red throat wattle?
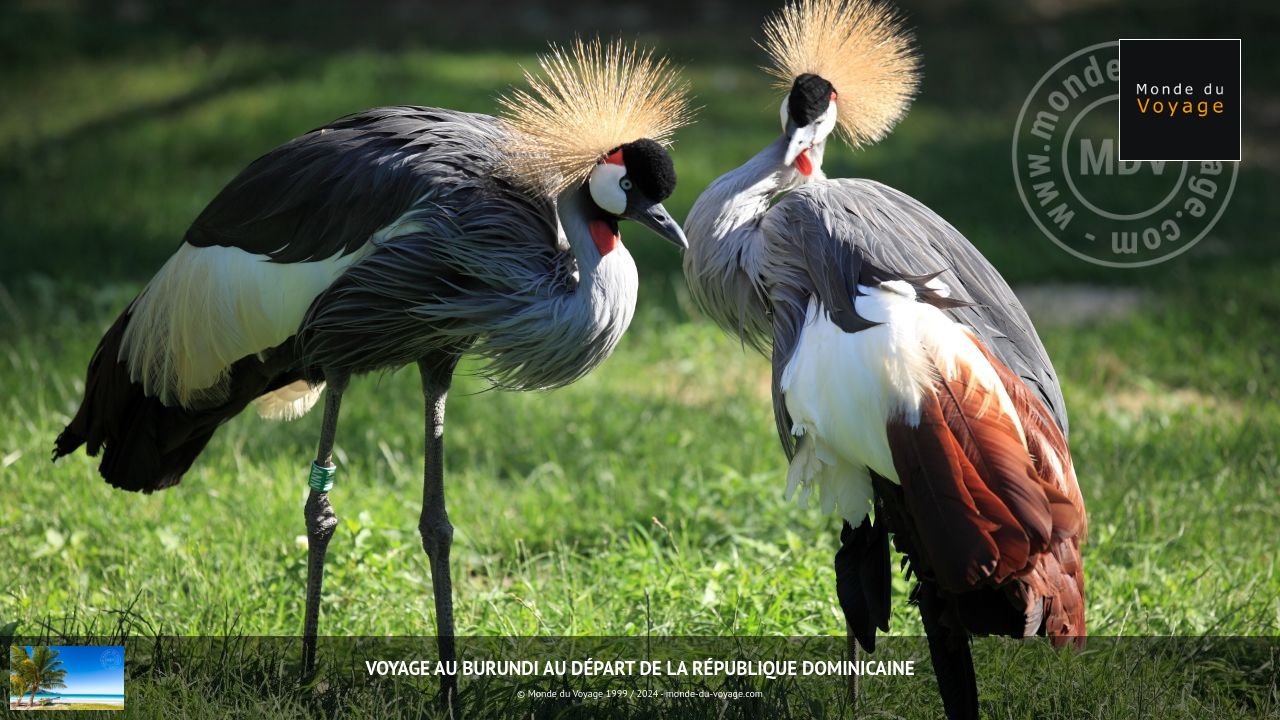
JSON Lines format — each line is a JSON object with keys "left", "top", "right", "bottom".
{"left": 794, "top": 149, "right": 813, "bottom": 177}
{"left": 589, "top": 220, "right": 619, "bottom": 256}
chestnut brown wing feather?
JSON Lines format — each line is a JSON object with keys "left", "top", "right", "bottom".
{"left": 969, "top": 334, "right": 1087, "bottom": 541}
{"left": 888, "top": 334, "right": 1087, "bottom": 640}
{"left": 886, "top": 399, "right": 1000, "bottom": 590}
{"left": 970, "top": 336, "right": 1088, "bottom": 640}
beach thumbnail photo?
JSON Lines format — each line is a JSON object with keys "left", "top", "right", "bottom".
{"left": 9, "top": 645, "right": 124, "bottom": 711}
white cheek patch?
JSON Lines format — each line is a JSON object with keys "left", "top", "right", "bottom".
{"left": 589, "top": 163, "right": 628, "bottom": 215}
{"left": 814, "top": 103, "right": 838, "bottom": 142}
{"left": 780, "top": 95, "right": 790, "bottom": 132}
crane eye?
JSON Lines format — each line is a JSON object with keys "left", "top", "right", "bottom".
{"left": 620, "top": 178, "right": 633, "bottom": 191}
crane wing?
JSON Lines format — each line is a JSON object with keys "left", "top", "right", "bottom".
{"left": 762, "top": 178, "right": 1068, "bottom": 459}
{"left": 120, "top": 107, "right": 520, "bottom": 408}
{"left": 886, "top": 326, "right": 1085, "bottom": 639}
{"left": 185, "top": 106, "right": 504, "bottom": 262}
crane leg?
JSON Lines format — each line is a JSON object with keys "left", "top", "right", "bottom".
{"left": 834, "top": 517, "right": 891, "bottom": 716}
{"left": 419, "top": 358, "right": 459, "bottom": 713}
{"left": 917, "top": 581, "right": 978, "bottom": 720}
{"left": 302, "top": 371, "right": 349, "bottom": 679}
{"left": 846, "top": 628, "right": 861, "bottom": 715}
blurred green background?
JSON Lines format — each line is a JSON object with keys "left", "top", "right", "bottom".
{"left": 1, "top": 0, "right": 1278, "bottom": 707}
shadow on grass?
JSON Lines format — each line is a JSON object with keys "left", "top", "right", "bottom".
{"left": 16, "top": 55, "right": 314, "bottom": 160}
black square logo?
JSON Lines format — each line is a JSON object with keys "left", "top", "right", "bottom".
{"left": 1119, "top": 39, "right": 1240, "bottom": 161}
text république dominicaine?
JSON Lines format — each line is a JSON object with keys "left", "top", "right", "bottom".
{"left": 365, "top": 658, "right": 917, "bottom": 678}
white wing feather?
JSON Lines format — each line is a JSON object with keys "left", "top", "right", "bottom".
{"left": 120, "top": 242, "right": 369, "bottom": 408}
{"left": 780, "top": 284, "right": 1026, "bottom": 526}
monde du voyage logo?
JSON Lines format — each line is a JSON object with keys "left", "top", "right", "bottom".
{"left": 1013, "top": 40, "right": 1240, "bottom": 268}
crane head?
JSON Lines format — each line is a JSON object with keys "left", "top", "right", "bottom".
{"left": 587, "top": 138, "right": 687, "bottom": 249}
{"left": 781, "top": 73, "right": 838, "bottom": 177}
{"left": 761, "top": 0, "right": 919, "bottom": 150}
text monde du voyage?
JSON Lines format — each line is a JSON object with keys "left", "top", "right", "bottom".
{"left": 1134, "top": 82, "right": 1229, "bottom": 118}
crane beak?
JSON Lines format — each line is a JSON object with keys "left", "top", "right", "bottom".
{"left": 624, "top": 199, "right": 688, "bottom": 249}
{"left": 784, "top": 124, "right": 819, "bottom": 174}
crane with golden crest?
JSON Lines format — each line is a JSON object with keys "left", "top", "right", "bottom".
{"left": 684, "top": 1, "right": 1087, "bottom": 716}
{"left": 55, "top": 39, "right": 691, "bottom": 707}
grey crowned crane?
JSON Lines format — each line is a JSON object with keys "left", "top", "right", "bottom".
{"left": 53, "top": 40, "right": 690, "bottom": 705}
{"left": 683, "top": 0, "right": 1087, "bottom": 717}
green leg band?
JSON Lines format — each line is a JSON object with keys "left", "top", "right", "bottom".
{"left": 309, "top": 461, "right": 336, "bottom": 492}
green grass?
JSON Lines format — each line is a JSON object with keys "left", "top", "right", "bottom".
{"left": 2, "top": 2, "right": 1279, "bottom": 717}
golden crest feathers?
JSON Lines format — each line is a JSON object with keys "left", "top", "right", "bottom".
{"left": 762, "top": 0, "right": 919, "bottom": 146}
{"left": 499, "top": 39, "right": 691, "bottom": 195}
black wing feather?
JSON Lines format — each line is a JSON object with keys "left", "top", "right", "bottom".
{"left": 835, "top": 517, "right": 892, "bottom": 651}
{"left": 184, "top": 106, "right": 505, "bottom": 263}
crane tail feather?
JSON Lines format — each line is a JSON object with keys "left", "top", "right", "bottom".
{"left": 54, "top": 307, "right": 292, "bottom": 492}
{"left": 54, "top": 310, "right": 189, "bottom": 491}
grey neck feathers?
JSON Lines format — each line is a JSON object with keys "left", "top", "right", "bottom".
{"left": 477, "top": 185, "right": 638, "bottom": 390}
{"left": 684, "top": 134, "right": 808, "bottom": 349}
{"left": 558, "top": 184, "right": 639, "bottom": 346}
